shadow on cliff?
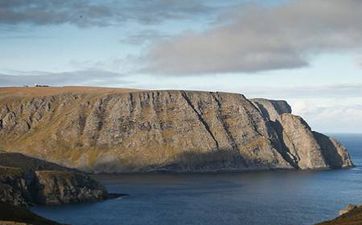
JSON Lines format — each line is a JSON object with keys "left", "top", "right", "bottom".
{"left": 93, "top": 148, "right": 291, "bottom": 173}
{"left": 252, "top": 102, "right": 300, "bottom": 169}
{"left": 268, "top": 121, "right": 349, "bottom": 169}
{"left": 253, "top": 102, "right": 349, "bottom": 169}
{"left": 153, "top": 149, "right": 247, "bottom": 172}
{"left": 268, "top": 120, "right": 300, "bottom": 169}
{"left": 312, "top": 131, "right": 349, "bottom": 168}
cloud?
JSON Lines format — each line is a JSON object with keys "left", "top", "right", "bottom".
{"left": 243, "top": 84, "right": 362, "bottom": 99}
{"left": 0, "top": 70, "right": 131, "bottom": 87}
{"left": 0, "top": 0, "right": 217, "bottom": 27}
{"left": 144, "top": 0, "right": 362, "bottom": 74}
{"left": 291, "top": 100, "right": 362, "bottom": 133}
{"left": 120, "top": 29, "right": 172, "bottom": 45}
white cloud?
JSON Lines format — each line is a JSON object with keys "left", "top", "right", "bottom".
{"left": 144, "top": 0, "right": 362, "bottom": 74}
{"left": 290, "top": 99, "right": 362, "bottom": 133}
{"left": 0, "top": 0, "right": 218, "bottom": 27}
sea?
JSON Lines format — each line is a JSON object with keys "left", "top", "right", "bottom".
{"left": 32, "top": 134, "right": 362, "bottom": 225}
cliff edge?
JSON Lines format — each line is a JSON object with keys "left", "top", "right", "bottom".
{"left": 0, "top": 152, "right": 108, "bottom": 207}
{"left": 0, "top": 87, "right": 353, "bottom": 172}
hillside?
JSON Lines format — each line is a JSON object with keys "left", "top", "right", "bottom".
{"left": 0, "top": 87, "right": 353, "bottom": 173}
{"left": 316, "top": 206, "right": 362, "bottom": 225}
{"left": 0, "top": 151, "right": 109, "bottom": 225}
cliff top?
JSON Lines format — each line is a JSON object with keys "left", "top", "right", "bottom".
{"left": 0, "top": 86, "right": 141, "bottom": 98}
{"left": 0, "top": 87, "right": 250, "bottom": 103}
{"left": 0, "top": 86, "right": 246, "bottom": 98}
{"left": 0, "top": 152, "right": 72, "bottom": 172}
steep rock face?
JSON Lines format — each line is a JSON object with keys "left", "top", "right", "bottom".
{"left": 279, "top": 114, "right": 328, "bottom": 169}
{"left": 0, "top": 167, "right": 30, "bottom": 207}
{"left": 313, "top": 132, "right": 353, "bottom": 168}
{"left": 35, "top": 171, "right": 107, "bottom": 205}
{"left": 0, "top": 87, "right": 353, "bottom": 172}
{"left": 252, "top": 99, "right": 353, "bottom": 170}
{"left": 251, "top": 98, "right": 292, "bottom": 121}
{"left": 0, "top": 153, "right": 108, "bottom": 206}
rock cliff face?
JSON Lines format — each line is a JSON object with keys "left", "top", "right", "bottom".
{"left": 34, "top": 170, "right": 107, "bottom": 205}
{"left": 0, "top": 152, "right": 108, "bottom": 207}
{"left": 0, "top": 87, "right": 353, "bottom": 172}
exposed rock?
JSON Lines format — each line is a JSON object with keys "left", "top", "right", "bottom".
{"left": 252, "top": 99, "right": 353, "bottom": 170}
{"left": 0, "top": 87, "right": 353, "bottom": 172}
{"left": 338, "top": 204, "right": 359, "bottom": 216}
{"left": 0, "top": 167, "right": 30, "bottom": 207}
{"left": 252, "top": 98, "right": 291, "bottom": 121}
{"left": 313, "top": 132, "right": 353, "bottom": 169}
{"left": 35, "top": 170, "right": 107, "bottom": 205}
{"left": 279, "top": 114, "right": 328, "bottom": 169}
{"left": 0, "top": 152, "right": 108, "bottom": 207}
{"left": 316, "top": 204, "right": 362, "bottom": 225}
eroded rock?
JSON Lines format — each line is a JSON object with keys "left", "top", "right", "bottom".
{"left": 0, "top": 153, "right": 108, "bottom": 207}
{"left": 0, "top": 88, "right": 353, "bottom": 172}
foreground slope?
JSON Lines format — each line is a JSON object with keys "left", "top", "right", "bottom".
{"left": 0, "top": 151, "right": 109, "bottom": 225}
{"left": 0, "top": 152, "right": 108, "bottom": 206}
{"left": 316, "top": 205, "right": 362, "bottom": 225}
{"left": 0, "top": 202, "right": 64, "bottom": 225}
{"left": 0, "top": 87, "right": 353, "bottom": 172}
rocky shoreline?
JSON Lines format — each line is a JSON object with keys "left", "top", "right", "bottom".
{"left": 0, "top": 152, "right": 118, "bottom": 225}
{"left": 316, "top": 204, "right": 362, "bottom": 225}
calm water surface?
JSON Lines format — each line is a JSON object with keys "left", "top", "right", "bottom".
{"left": 32, "top": 134, "right": 362, "bottom": 225}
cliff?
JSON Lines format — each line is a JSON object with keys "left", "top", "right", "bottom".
{"left": 0, "top": 152, "right": 108, "bottom": 207}
{"left": 0, "top": 87, "right": 353, "bottom": 172}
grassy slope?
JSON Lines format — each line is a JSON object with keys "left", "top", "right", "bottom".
{"left": 0, "top": 86, "right": 144, "bottom": 167}
{"left": 316, "top": 207, "right": 362, "bottom": 225}
{"left": 0, "top": 86, "right": 141, "bottom": 98}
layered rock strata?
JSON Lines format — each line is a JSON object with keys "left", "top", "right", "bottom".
{"left": 0, "top": 87, "right": 353, "bottom": 172}
{"left": 0, "top": 152, "right": 108, "bottom": 207}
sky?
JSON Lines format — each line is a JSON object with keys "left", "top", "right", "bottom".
{"left": 0, "top": 0, "right": 361, "bottom": 133}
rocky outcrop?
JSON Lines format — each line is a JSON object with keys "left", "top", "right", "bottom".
{"left": 315, "top": 205, "right": 362, "bottom": 225}
{"left": 0, "top": 167, "right": 30, "bottom": 207}
{"left": 252, "top": 99, "right": 353, "bottom": 170}
{"left": 34, "top": 170, "right": 107, "bottom": 205}
{"left": 0, "top": 87, "right": 353, "bottom": 172}
{"left": 338, "top": 204, "right": 358, "bottom": 216}
{"left": 251, "top": 98, "right": 291, "bottom": 121}
{"left": 0, "top": 153, "right": 108, "bottom": 207}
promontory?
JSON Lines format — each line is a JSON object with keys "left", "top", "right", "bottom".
{"left": 0, "top": 87, "right": 353, "bottom": 173}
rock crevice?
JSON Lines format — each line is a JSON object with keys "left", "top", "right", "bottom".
{"left": 0, "top": 88, "right": 353, "bottom": 172}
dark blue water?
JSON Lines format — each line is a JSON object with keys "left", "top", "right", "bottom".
{"left": 32, "top": 134, "right": 362, "bottom": 225}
